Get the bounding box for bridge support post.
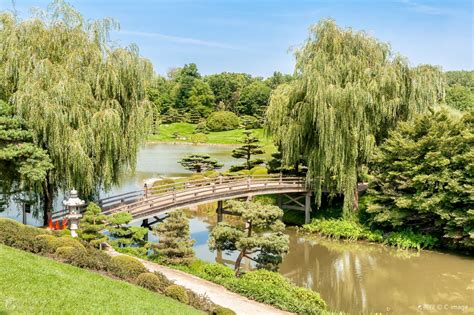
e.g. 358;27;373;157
216;200;223;223
305;192;312;224
142;218;149;241
277;194;283;208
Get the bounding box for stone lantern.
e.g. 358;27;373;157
63;189;85;237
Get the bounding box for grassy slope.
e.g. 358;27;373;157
0;245;201;315
148;123;276;156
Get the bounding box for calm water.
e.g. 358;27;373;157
2;143;473;314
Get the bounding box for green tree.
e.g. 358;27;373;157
264;71;293;89
205;72;252;113
446;85;474;111
187;79;215;118
231;131;265;171
366;108;473;251
175;63;201;109
153;210;194;265
206;111;240;131
445;70;474;91
78;202;107;249
209;200;289;275
107;212;148;248
0;2;153;225
178;154;222;173
266;20;443;217
237;81;271;116
0;100;53;210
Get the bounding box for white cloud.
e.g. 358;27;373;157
400;0;448;15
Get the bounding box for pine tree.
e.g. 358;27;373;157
266;20;443;217
209;200;289;276
107;212;148;248
0;100;53;209
366;108;473;251
78;202;107;249
153;210;195;265
178;154;222;173
231;131;265;171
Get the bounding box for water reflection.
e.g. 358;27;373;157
179;209;474;314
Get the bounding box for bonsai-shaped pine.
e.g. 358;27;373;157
231;131;265;171
209;200;289;276
178;154;223;173
78;202;107;249
107;212;148;248
153;210;195;265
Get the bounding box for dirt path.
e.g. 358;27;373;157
106;248;292;315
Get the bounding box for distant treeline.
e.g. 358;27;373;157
146;63;293;124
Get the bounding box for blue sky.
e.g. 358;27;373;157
2;0;473;77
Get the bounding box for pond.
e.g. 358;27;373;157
2;142;473;314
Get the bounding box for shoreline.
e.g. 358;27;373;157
145;140;239;147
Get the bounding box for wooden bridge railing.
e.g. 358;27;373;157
100;174;307;218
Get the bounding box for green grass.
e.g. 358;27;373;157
148;122;276;157
0;245;202;315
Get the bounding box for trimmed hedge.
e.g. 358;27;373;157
165;285;189;304
228;269;327;314
213;306;236;315
137;272;166;292
206;111;239;131
108;255;147;281
0;218;48;252
203;263;235;280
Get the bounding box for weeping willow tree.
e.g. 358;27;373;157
266;20;444;217
0;1;153;225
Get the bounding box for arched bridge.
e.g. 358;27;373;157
96;175;312;223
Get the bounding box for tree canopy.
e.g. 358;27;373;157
0;1;153;224
365;108;473;251
209;200;289;275
266;19;444;217
178;154;222;173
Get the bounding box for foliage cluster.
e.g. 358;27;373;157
365;108;473;251
153;210;195;265
209;200;289;274
445;70;473;111
206;111;240;131
230;131;265;171
302;218;383;242
175;260;327;314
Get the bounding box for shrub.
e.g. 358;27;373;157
203;263;234;281
164;285;189;304
34;234;57;253
213;306;236;315
190;133;208;144
303;218;365;240
136;272;165;292
0;218;47;252
206;111;239;131
108;255;147;281
55;246;76;258
154;271;174;288
240;115;261;129
48;236;85;252
59;247;112;271
228;269;326;314
187;290;216;313
384;230;438;250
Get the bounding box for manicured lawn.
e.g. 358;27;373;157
0;245;202;315
149;123;276;156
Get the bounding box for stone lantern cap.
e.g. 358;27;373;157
63;189;85;207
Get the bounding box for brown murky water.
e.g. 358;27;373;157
186;210;474;314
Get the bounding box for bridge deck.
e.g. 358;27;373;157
99;175;308;221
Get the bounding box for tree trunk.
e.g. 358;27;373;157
293;161;299;175
234;220;253;276
353;185;359;211
42;178;54;227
